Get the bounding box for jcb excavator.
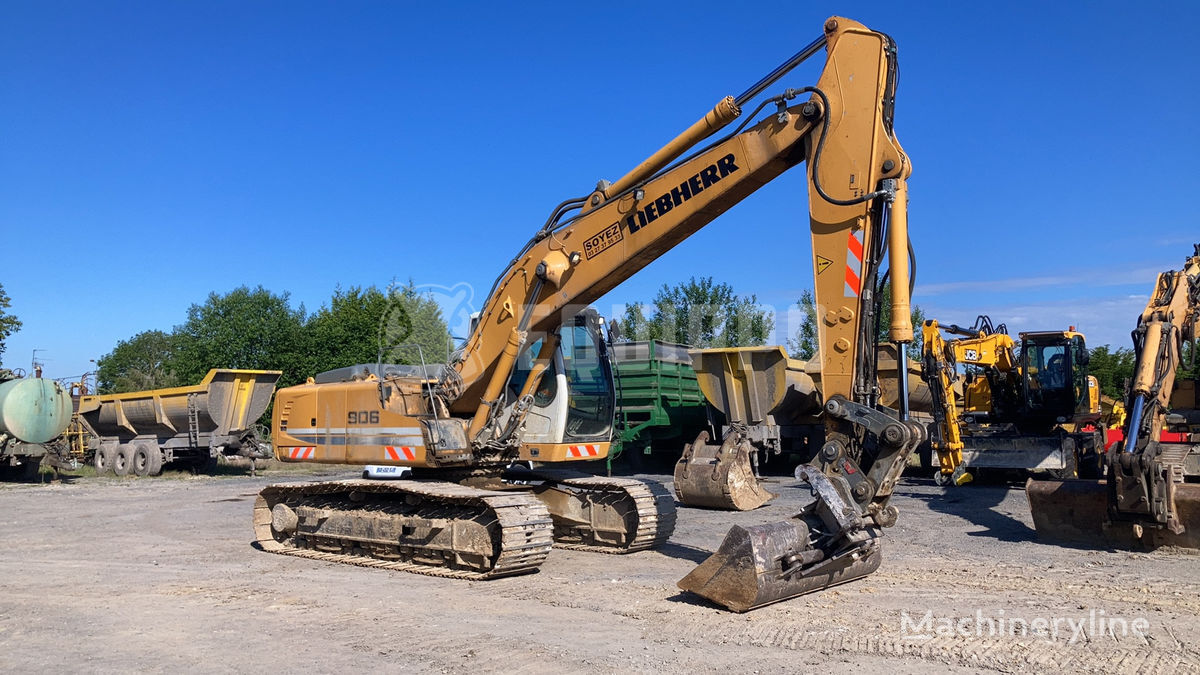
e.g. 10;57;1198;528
921;316;1104;485
255;16;926;612
1028;245;1200;549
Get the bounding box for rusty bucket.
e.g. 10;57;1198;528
673;431;776;510
1026;478;1200;549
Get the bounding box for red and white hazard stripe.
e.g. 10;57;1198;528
384;446;416;462
565;444;600;458
845;229;864;297
287;447;315;460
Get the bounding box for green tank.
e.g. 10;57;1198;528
0;376;72;444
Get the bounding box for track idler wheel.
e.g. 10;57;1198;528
673;431;776;511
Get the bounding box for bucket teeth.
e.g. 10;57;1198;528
673;433;776;511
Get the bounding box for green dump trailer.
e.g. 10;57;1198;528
608;340;708;472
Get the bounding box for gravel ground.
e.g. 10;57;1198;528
1;468;1198;674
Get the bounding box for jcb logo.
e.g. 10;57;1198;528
964;349;979;361
347;410;381;424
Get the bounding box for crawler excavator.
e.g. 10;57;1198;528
1028;245;1200;549
255;16;926;612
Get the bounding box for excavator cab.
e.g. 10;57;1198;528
1020;331;1091;428
508;309;616;454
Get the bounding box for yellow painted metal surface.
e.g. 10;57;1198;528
273;377;431;467
78;369;281;439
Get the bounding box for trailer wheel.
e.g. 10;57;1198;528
93;446;114;475
132;443;162;477
18;458;43;482
112;445;135;477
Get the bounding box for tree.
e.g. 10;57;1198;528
95;330;181;394
620;277;773;348
305;285;392;374
0;283;21;365
172;286;308;387
377;281;453;365
788;282;925;360
1087;345;1136;400
787;289;818;360
308;282;453;371
1180;340;1199;382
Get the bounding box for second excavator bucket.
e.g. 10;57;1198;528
673;431;776;510
1026;478;1200;550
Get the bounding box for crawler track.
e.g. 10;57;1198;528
538;473;678;554
253;479;553;579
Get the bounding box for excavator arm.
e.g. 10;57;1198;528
1108;246;1200;533
920;316;1018;482
1029;245;1200;549
436;18;914;460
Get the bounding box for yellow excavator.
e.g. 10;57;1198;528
255;16;925;612
1028;245;1200;549
921;316;1104;485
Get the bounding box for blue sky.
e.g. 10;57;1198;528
3;1;1197;381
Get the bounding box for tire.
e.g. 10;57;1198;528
132;443;162;477
18;458;42;482
93;446;114;475
191;454;218;475
1076;449;1103;480
1046;445;1078;480
112;445;135;477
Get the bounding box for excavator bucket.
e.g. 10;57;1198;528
673;431;776;510
1026;478;1200;549
679;468;886;612
677;518;883;612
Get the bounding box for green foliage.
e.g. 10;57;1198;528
374;281;453;366
1180;340;1199;381
619;277;773;348
1087;345;1135;400
305;285;392;373
0;283;22;365
98;282;454;403
173;286;309;387
96;330;181;394
787;290;818;360
789;282;924;360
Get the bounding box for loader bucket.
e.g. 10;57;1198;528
1026;478;1200;550
677;519;882;612
673;432;776;510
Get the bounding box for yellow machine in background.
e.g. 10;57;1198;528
257;16;925;613
921;316;1103;485
1029;245;1200;550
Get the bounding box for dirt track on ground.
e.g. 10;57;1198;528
1;469;1198;674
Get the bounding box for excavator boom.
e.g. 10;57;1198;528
676;18;926;611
